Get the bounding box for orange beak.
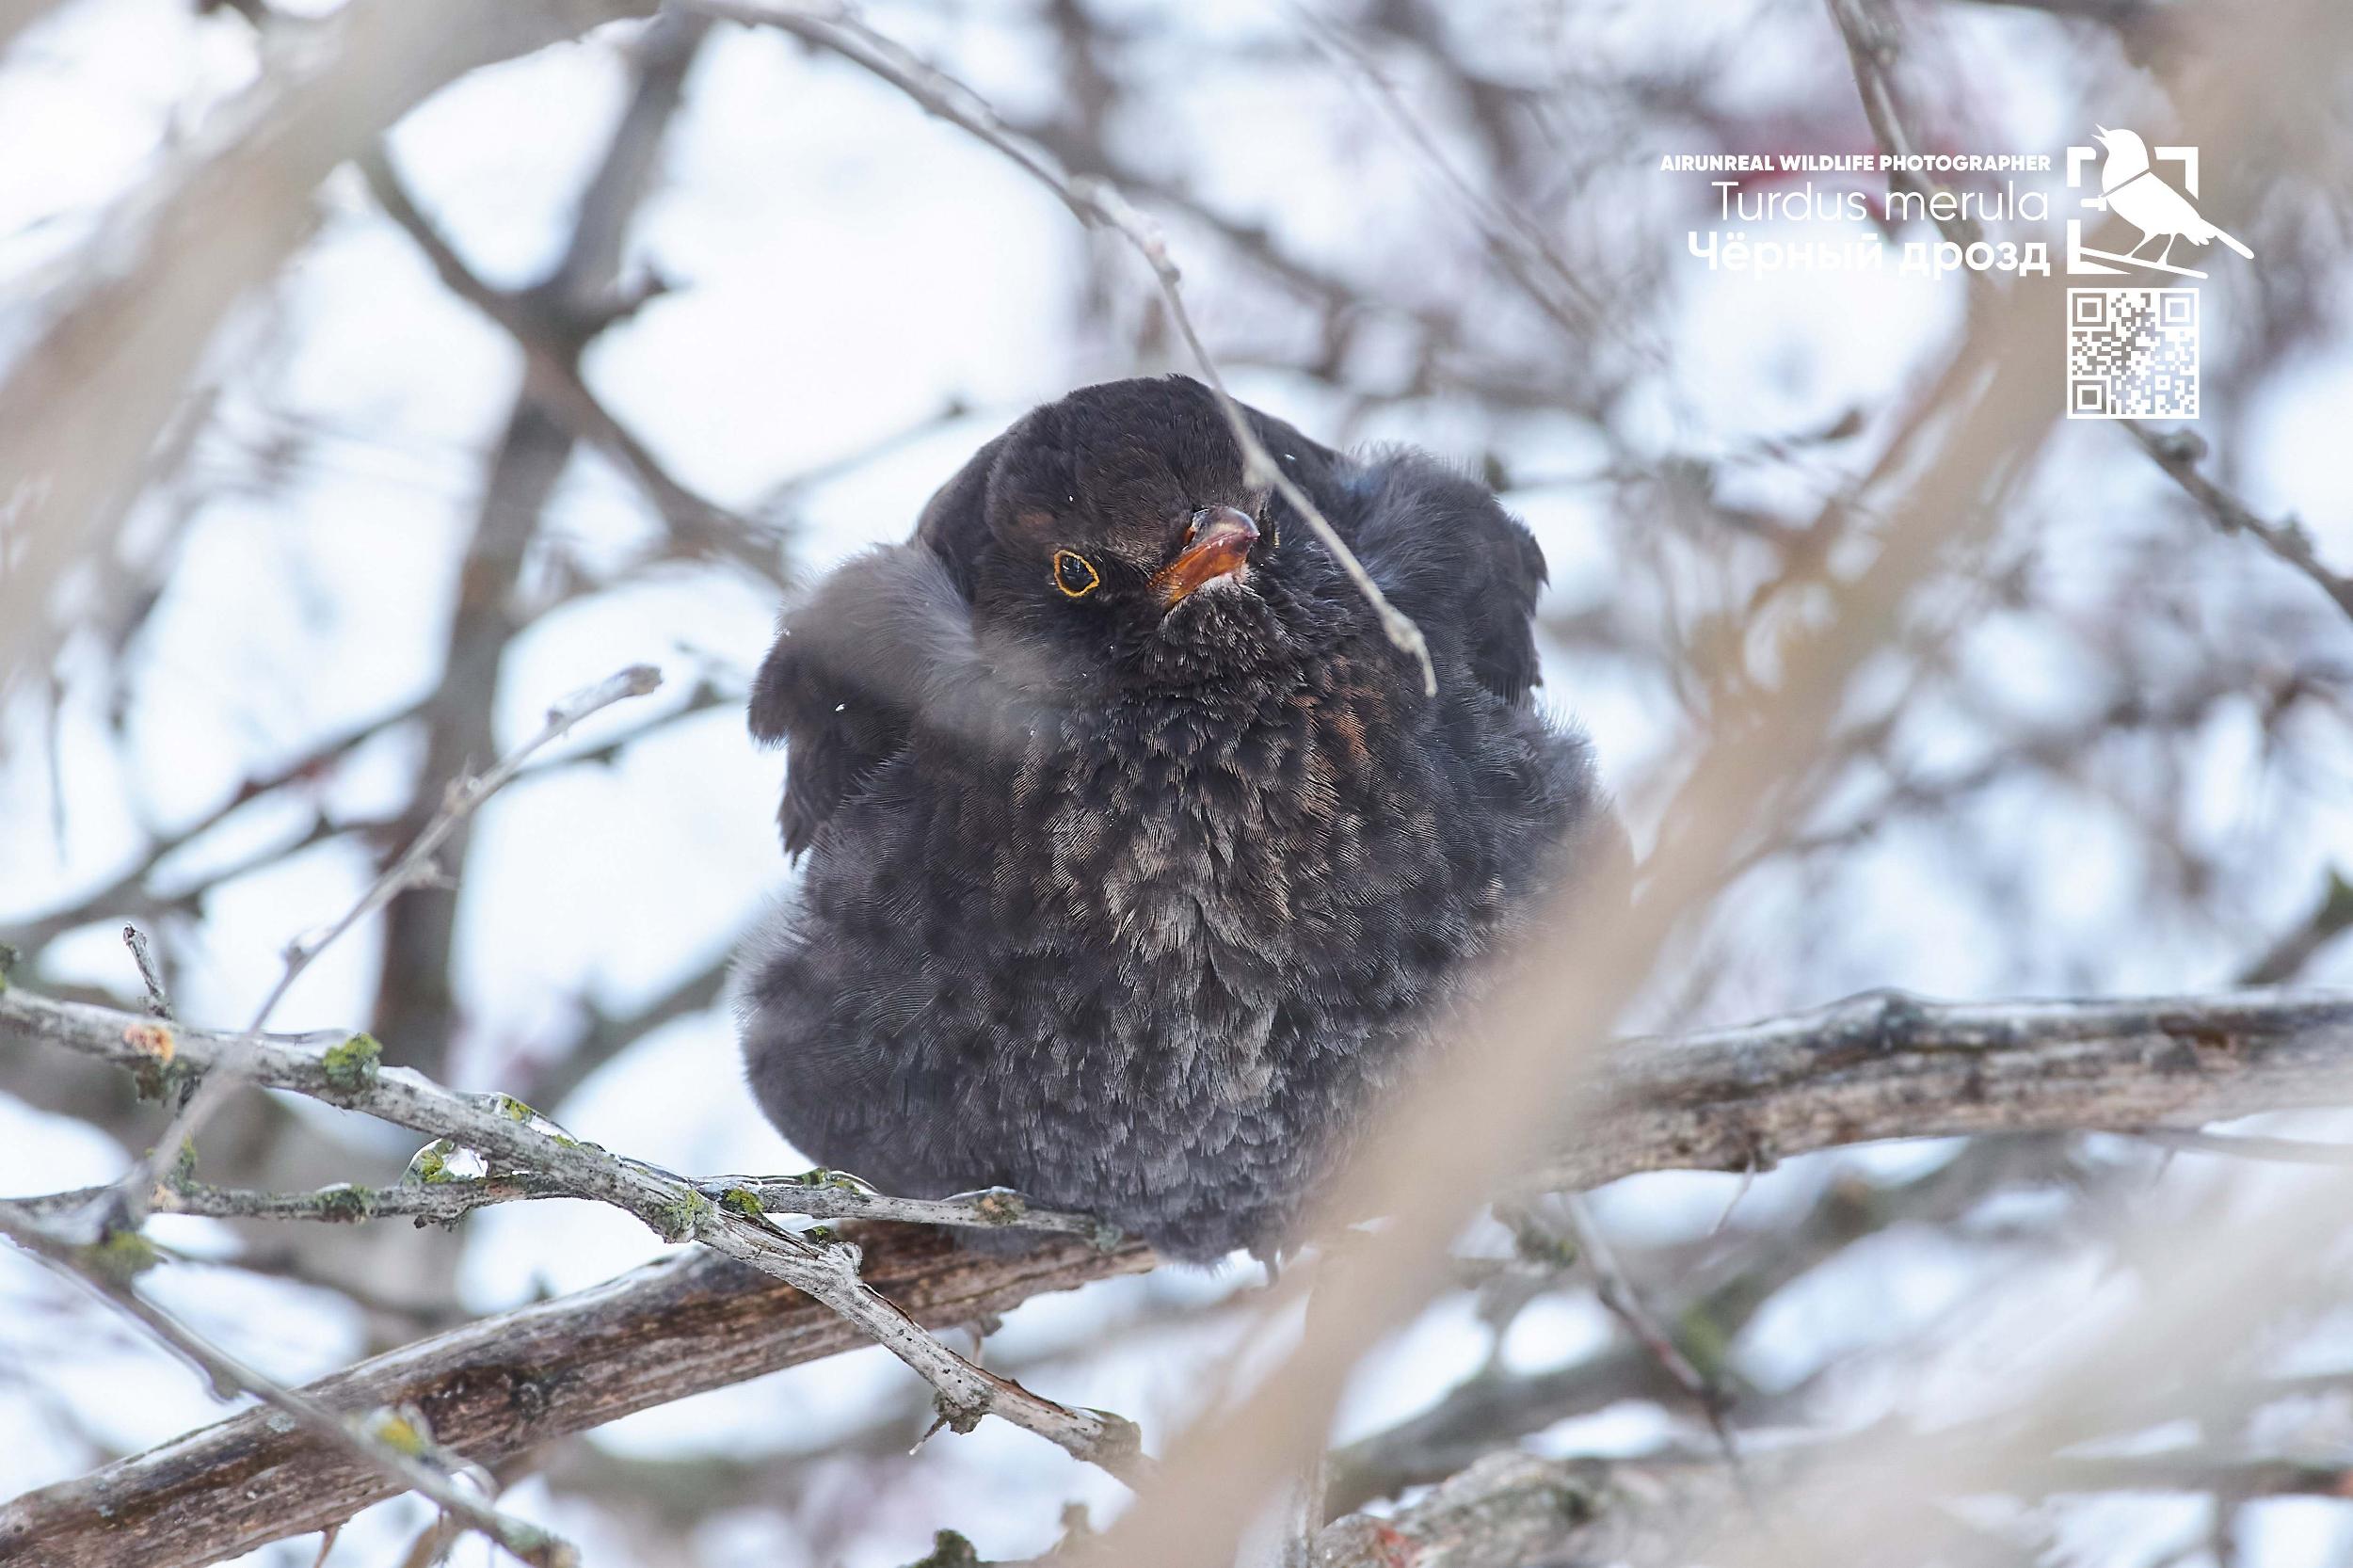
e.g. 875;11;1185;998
1154;506;1259;606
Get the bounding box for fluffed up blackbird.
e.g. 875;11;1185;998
734;376;1616;1263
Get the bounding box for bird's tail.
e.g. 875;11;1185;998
2214;227;2254;259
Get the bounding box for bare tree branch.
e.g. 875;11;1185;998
1331;1136;2103;1515
0;1228;1151;1568
93;665;664;1235
356;147;787;584
1532;987;2353;1191
0;1208;579;1568
120;927;172;1023
1550;1196;1747;1486
1310;1451;1627;1568
8;1168;1116;1240
2125;422;2353;622
0;0;658;691
0;694;433;959
0;680;729;977
19;984;2349;1218
1827;0;1986;248
263;664;662;1030
1313;1440;2353;1568
521;948;732;1108
1298;13;1625;347
0;984;1147;1483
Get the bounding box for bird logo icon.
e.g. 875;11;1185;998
2070;127;2253;279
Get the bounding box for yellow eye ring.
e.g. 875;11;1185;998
1052;549;1100;599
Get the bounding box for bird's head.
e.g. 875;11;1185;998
921;376;1350;692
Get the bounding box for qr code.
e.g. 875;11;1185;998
2066;288;2197;419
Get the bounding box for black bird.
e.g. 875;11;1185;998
734;376;1615;1263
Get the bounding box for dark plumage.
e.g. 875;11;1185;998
734;376;1615;1262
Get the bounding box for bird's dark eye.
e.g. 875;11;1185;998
1052;549;1100;599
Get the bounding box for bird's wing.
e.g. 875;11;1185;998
1313;447;1550;705
747;542;1029;856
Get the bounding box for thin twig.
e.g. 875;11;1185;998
3;684;721;970
97;665;663;1232
1707;1149;1760;1238
0;695;434;957
2237;870;2353;986
0;1208;577;1568
1825;0;1984;249
394;1515;463;1568
357;149;788;585
1553;1198;1751;1494
697;1176;1120;1241
264;664;664;1024
2124;421;2353;622
121;925;172;1021
1295;12;1625;347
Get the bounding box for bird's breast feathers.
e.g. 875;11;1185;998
977;677;1457;971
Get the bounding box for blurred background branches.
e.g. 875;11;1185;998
2;0;2352;1564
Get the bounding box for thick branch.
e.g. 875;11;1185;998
1527;987;2353;1192
1310;1438;2353;1568
0;1229;1149;1568
1310;1452;1625;1568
